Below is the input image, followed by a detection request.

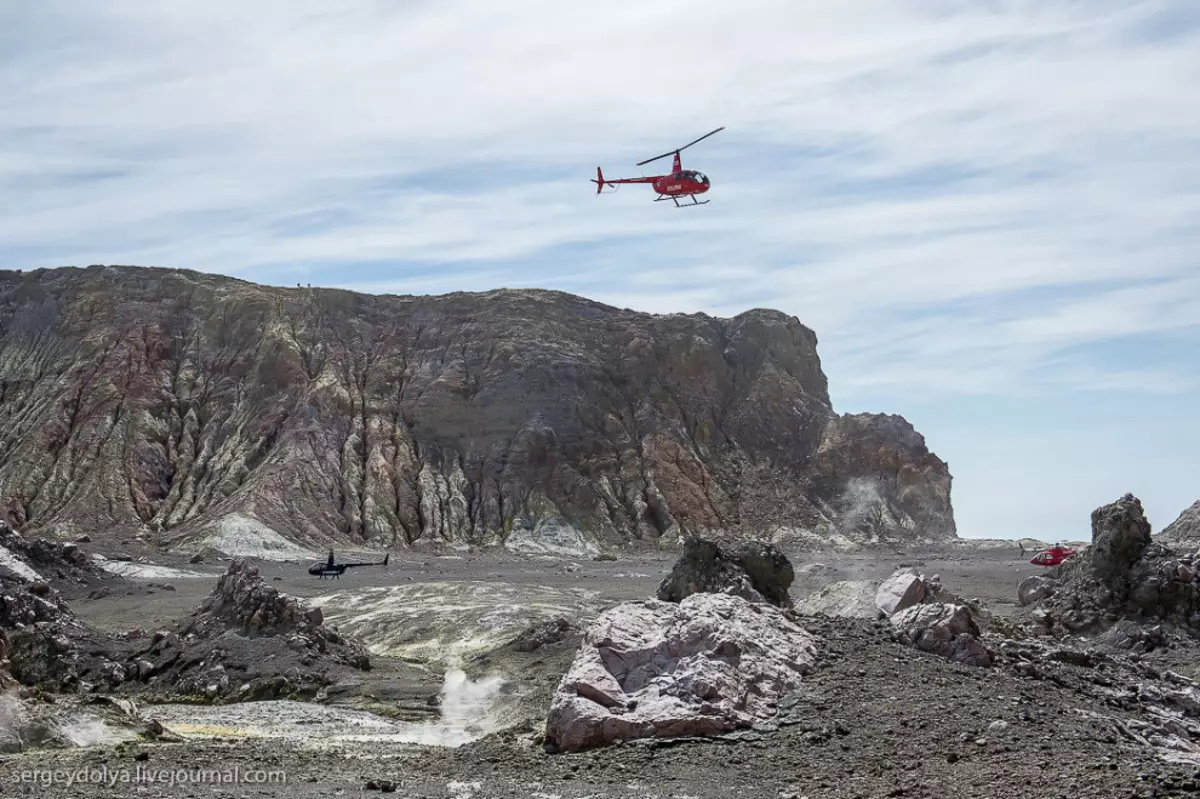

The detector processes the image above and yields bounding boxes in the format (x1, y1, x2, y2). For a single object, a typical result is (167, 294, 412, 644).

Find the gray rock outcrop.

(731, 541, 795, 606)
(543, 593, 818, 751)
(796, 568, 968, 621)
(1038, 494, 1200, 634)
(1089, 493, 1153, 588)
(150, 560, 371, 699)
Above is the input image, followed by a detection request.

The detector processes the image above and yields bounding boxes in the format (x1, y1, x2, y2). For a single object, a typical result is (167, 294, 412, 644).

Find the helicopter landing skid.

(655, 194, 709, 207)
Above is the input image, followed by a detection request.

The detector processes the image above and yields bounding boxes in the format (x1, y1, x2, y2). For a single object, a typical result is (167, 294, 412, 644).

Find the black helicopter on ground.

(308, 549, 389, 579)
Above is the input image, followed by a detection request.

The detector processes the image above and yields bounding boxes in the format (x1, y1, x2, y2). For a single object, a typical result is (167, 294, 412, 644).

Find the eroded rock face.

(544, 593, 818, 751)
(806, 414, 955, 544)
(0, 265, 955, 552)
(1161, 501, 1200, 545)
(655, 538, 793, 607)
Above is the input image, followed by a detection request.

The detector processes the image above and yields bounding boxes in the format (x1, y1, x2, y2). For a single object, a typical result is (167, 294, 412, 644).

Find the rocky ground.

(4, 614, 1199, 799)
(4, 497, 1200, 798)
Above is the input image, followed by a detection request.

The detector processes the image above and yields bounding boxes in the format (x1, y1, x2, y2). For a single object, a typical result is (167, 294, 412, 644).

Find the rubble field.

(3, 494, 1200, 798)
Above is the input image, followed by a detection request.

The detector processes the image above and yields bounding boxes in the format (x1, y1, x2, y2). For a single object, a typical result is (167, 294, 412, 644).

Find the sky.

(1, 1, 1197, 541)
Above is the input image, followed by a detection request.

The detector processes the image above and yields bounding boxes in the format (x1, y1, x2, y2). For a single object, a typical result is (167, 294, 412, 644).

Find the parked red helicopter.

(592, 127, 724, 207)
(1030, 544, 1077, 567)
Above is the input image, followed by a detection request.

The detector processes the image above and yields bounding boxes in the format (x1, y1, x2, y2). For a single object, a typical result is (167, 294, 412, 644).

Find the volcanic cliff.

(0, 265, 954, 554)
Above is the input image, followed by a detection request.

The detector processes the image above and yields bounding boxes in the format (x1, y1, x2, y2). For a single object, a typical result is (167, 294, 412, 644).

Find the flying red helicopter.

(592, 127, 724, 207)
(1030, 544, 1077, 567)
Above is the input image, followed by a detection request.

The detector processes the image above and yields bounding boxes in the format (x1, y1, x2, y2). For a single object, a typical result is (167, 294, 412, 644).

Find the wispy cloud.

(2, 1, 1198, 537)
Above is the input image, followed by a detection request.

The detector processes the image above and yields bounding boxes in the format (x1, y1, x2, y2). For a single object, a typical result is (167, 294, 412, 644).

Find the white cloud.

(2, 1, 1198, 537)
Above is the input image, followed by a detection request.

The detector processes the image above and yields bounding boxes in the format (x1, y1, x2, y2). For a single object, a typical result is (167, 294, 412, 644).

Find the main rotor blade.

(634, 127, 724, 166)
(678, 126, 724, 152)
(636, 150, 675, 167)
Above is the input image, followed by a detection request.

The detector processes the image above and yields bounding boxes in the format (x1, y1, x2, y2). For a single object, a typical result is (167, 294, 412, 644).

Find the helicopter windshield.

(694, 171, 709, 184)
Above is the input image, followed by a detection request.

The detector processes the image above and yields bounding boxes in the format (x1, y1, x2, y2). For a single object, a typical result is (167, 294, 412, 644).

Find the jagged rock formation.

(543, 592, 818, 751)
(1031, 494, 1200, 637)
(0, 265, 955, 552)
(1161, 500, 1200, 545)
(800, 414, 955, 546)
(655, 537, 794, 607)
(152, 559, 371, 699)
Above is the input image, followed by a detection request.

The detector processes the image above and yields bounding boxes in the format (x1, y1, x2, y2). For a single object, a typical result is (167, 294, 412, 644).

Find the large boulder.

(890, 603, 992, 667)
(874, 569, 926, 615)
(544, 593, 817, 751)
(655, 538, 793, 607)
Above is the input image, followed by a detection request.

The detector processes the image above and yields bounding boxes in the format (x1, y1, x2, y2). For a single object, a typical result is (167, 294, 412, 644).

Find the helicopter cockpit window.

(694, 172, 709, 183)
